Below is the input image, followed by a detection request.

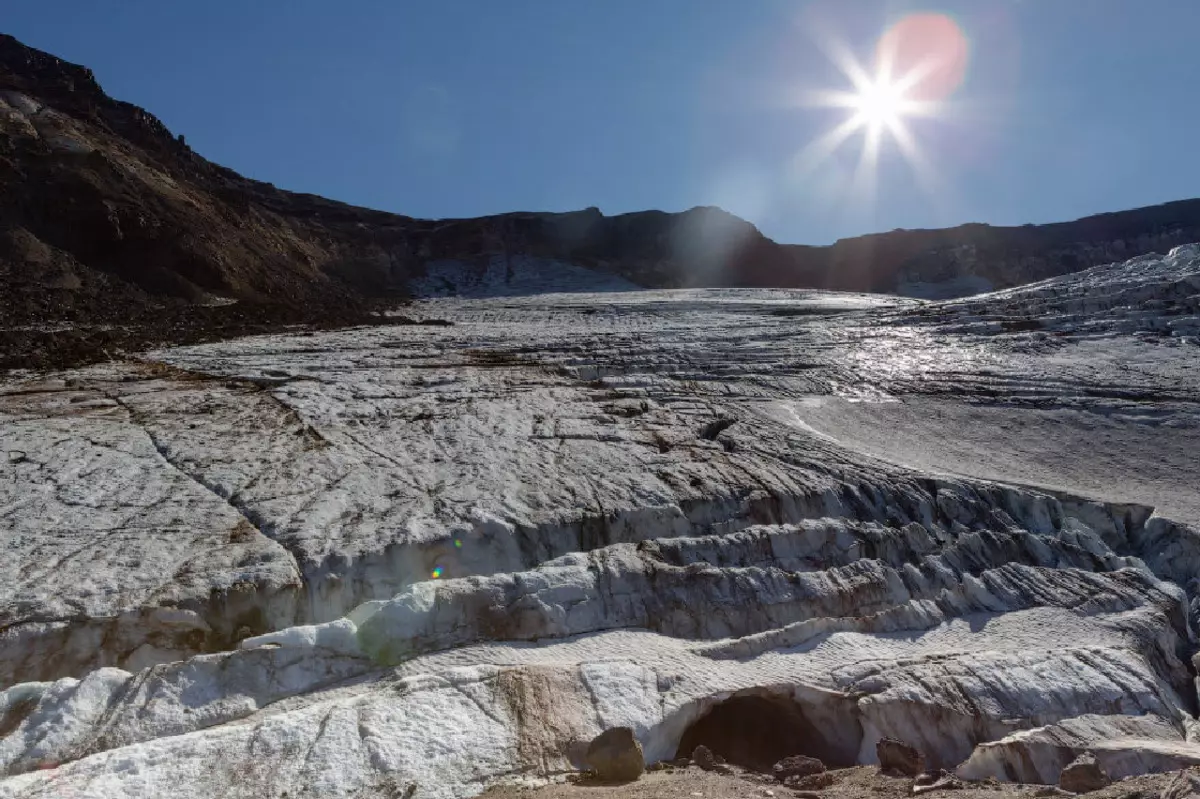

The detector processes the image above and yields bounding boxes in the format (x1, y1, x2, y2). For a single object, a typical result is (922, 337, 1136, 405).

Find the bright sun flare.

(792, 13, 971, 203)
(852, 78, 910, 131)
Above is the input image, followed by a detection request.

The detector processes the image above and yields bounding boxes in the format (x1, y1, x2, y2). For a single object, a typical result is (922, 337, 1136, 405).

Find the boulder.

(1058, 753, 1109, 794)
(691, 744, 716, 771)
(878, 738, 926, 776)
(585, 727, 644, 782)
(773, 755, 826, 782)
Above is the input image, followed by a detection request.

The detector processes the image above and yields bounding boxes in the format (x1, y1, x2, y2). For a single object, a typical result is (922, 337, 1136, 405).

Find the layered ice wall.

(1, 248, 1199, 797)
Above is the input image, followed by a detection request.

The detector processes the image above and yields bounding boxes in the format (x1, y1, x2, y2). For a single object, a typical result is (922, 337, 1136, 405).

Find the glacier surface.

(1, 247, 1199, 797)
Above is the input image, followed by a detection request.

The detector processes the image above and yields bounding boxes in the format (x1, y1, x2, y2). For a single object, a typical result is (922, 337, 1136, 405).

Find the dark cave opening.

(674, 694, 858, 773)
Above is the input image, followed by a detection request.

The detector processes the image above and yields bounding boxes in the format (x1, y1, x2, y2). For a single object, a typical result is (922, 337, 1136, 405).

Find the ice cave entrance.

(674, 693, 859, 771)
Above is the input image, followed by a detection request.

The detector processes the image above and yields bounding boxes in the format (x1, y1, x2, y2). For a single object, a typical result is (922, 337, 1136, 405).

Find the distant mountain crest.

(3, 31, 1200, 367)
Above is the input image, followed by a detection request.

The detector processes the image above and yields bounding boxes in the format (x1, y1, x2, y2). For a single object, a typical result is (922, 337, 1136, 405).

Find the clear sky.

(5, 1, 1199, 244)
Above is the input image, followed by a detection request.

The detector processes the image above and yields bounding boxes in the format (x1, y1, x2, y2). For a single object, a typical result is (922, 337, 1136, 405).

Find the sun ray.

(813, 33, 876, 95)
(853, 118, 883, 201)
(790, 112, 868, 177)
(886, 115, 945, 209)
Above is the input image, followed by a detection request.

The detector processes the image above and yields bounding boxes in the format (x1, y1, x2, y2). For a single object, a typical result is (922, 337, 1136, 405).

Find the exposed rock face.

(1057, 753, 1110, 794)
(585, 727, 645, 782)
(877, 739, 926, 777)
(889, 212, 1200, 298)
(1, 249, 1199, 797)
(4, 32, 1200, 367)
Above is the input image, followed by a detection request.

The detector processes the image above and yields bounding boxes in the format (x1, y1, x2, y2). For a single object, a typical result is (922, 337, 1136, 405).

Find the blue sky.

(6, 1, 1199, 244)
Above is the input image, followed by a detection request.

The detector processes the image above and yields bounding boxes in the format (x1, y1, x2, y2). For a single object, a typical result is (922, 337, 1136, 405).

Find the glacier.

(1, 246, 1199, 797)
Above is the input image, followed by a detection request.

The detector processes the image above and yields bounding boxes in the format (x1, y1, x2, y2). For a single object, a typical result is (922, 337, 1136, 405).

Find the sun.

(790, 12, 971, 201)
(851, 77, 911, 132)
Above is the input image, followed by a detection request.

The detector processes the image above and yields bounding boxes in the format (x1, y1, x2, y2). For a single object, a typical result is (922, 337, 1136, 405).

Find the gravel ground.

(483, 765, 1198, 799)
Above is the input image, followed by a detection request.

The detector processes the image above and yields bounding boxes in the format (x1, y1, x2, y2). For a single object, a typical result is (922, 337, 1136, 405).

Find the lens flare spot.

(453, 538, 463, 549)
(876, 13, 970, 102)
(430, 566, 444, 580)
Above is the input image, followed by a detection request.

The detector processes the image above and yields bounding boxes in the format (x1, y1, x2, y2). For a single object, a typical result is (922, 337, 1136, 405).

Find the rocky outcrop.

(1058, 753, 1110, 794)
(877, 739, 925, 777)
(890, 211, 1200, 297)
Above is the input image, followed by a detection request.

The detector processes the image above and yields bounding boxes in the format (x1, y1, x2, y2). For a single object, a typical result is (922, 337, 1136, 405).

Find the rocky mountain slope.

(1, 246, 1198, 797)
(4, 32, 1200, 369)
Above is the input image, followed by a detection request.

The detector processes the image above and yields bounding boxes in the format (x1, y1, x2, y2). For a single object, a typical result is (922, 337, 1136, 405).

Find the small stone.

(787, 772, 835, 790)
(585, 727, 645, 783)
(877, 738, 926, 777)
(762, 790, 776, 796)
(674, 757, 691, 769)
(692, 745, 716, 771)
(791, 793, 822, 799)
(1058, 753, 1110, 794)
(912, 775, 963, 795)
(915, 771, 947, 787)
(773, 756, 826, 782)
